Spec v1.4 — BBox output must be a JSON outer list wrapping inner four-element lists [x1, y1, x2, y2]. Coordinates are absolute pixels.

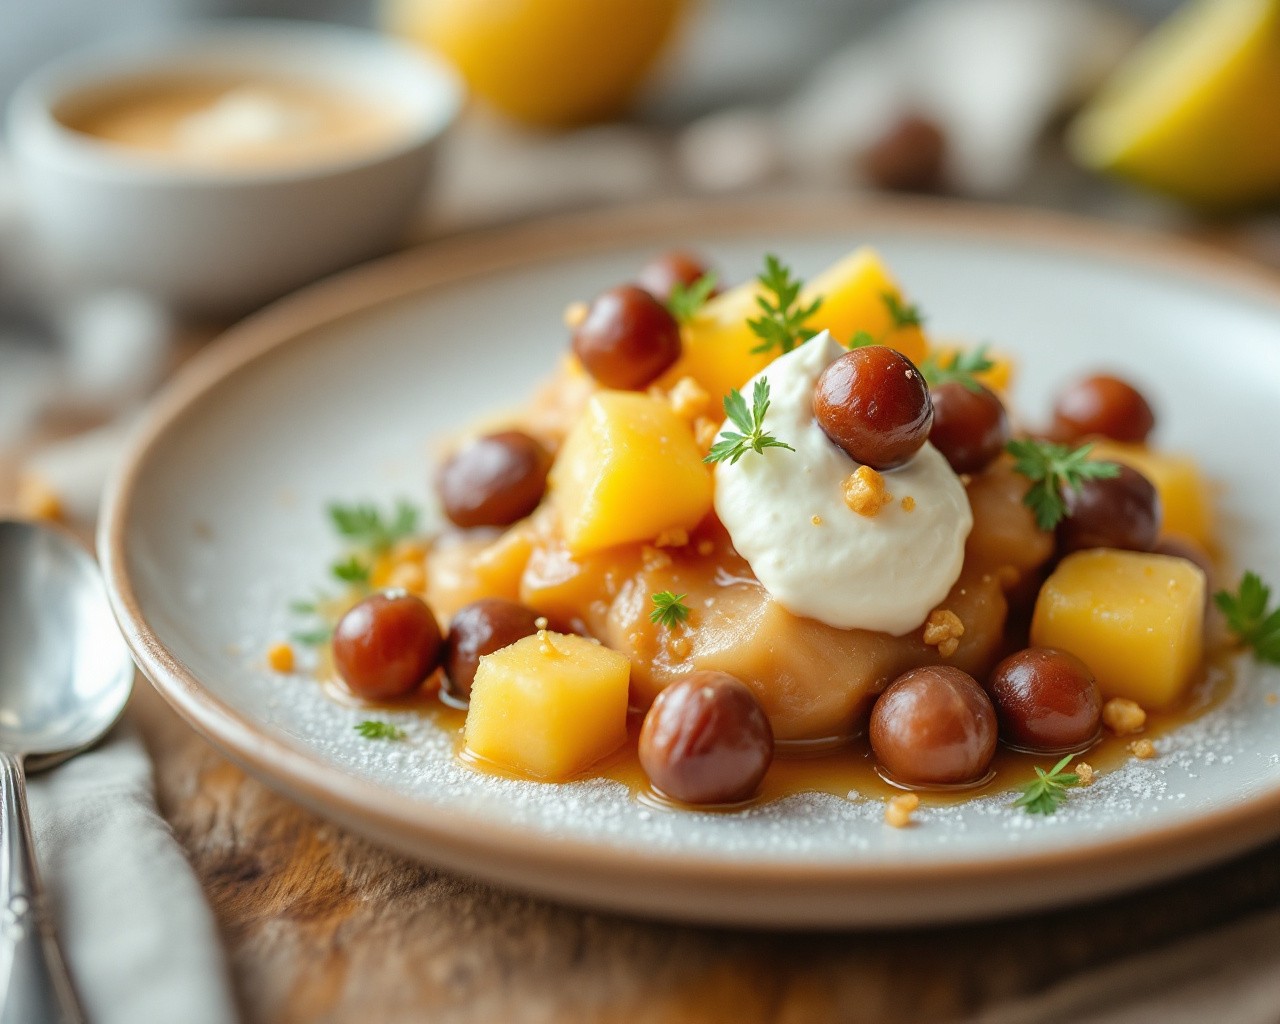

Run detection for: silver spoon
[[0, 519, 134, 1024]]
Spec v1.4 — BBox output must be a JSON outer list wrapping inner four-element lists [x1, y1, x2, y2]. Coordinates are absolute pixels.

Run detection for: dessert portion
[[281, 244, 1273, 821]]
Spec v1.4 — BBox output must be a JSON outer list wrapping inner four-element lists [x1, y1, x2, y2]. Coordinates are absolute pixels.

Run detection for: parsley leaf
[[1013, 755, 1080, 815], [667, 272, 718, 325], [882, 292, 924, 330], [327, 499, 419, 554], [331, 555, 371, 585], [847, 330, 877, 349], [1005, 439, 1121, 531], [292, 627, 333, 647], [703, 378, 796, 465], [1215, 572, 1280, 664], [354, 720, 406, 741], [747, 254, 822, 356], [649, 591, 692, 629], [920, 345, 997, 393]]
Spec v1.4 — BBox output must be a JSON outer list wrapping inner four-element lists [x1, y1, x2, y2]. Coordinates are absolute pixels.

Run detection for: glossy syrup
[[324, 652, 1236, 813]]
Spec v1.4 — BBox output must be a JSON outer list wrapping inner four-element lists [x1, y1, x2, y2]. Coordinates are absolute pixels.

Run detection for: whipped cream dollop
[[713, 332, 972, 635]]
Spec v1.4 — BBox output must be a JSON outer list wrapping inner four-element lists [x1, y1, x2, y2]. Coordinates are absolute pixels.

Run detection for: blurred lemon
[[1070, 0, 1280, 208], [382, 0, 686, 127]]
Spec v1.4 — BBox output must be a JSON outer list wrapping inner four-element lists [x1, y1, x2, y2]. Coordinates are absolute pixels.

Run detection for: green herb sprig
[[330, 555, 371, 585], [649, 591, 692, 629], [667, 272, 718, 325], [748, 255, 822, 356], [1005, 439, 1121, 531], [703, 378, 795, 465], [355, 720, 406, 741], [1013, 755, 1080, 815], [882, 291, 924, 330], [920, 345, 997, 393], [1215, 572, 1280, 664], [327, 500, 419, 554]]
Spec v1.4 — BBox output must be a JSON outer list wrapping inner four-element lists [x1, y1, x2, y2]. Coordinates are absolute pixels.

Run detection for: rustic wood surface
[[7, 220, 1280, 1024]]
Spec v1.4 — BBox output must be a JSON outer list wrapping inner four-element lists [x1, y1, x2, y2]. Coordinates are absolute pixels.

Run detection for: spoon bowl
[[0, 518, 134, 1024], [0, 520, 133, 762]]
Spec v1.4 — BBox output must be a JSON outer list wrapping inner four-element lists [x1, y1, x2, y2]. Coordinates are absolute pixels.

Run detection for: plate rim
[[98, 196, 1280, 923]]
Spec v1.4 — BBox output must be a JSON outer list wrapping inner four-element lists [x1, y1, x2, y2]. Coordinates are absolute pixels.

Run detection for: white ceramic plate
[[100, 199, 1280, 927]]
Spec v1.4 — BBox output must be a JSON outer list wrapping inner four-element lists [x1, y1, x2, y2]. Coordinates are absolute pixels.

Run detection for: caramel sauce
[[324, 651, 1235, 813]]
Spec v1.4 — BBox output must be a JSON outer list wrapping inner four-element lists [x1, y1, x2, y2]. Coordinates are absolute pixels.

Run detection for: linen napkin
[[26, 717, 238, 1024]]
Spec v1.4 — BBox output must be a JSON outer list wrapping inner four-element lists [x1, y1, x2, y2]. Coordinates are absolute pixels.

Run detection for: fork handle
[[0, 751, 83, 1024]]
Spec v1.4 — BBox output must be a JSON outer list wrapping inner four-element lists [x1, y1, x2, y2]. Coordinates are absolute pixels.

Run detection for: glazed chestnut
[[637, 250, 716, 302], [928, 381, 1009, 474], [572, 285, 682, 389], [1052, 374, 1155, 444], [438, 431, 550, 529], [1058, 464, 1161, 554], [333, 591, 443, 700], [639, 671, 774, 805], [988, 648, 1102, 753], [813, 346, 933, 469], [442, 598, 541, 702], [869, 666, 997, 786]]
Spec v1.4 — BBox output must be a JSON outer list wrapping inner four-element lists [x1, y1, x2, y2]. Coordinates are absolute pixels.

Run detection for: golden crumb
[[811, 515, 823, 526], [1102, 697, 1147, 736], [843, 466, 894, 517], [922, 609, 965, 658], [666, 377, 711, 420], [16, 473, 63, 522], [696, 540, 715, 557], [267, 643, 295, 674], [1267, 693, 1279, 707], [1075, 762, 1095, 786], [641, 546, 674, 571], [654, 527, 689, 549], [534, 616, 549, 631], [563, 300, 589, 330], [1130, 738, 1157, 760], [901, 496, 916, 512], [885, 793, 920, 829], [694, 417, 720, 452]]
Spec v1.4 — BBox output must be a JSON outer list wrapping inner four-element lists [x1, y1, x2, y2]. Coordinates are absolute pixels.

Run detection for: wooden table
[[8, 221, 1280, 1024]]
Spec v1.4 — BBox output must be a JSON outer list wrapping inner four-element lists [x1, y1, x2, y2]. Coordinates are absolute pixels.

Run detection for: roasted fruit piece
[[465, 631, 630, 779], [1031, 550, 1206, 710], [549, 391, 713, 555]]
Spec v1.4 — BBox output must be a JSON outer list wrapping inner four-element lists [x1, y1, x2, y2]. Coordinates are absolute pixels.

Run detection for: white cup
[[7, 20, 463, 315]]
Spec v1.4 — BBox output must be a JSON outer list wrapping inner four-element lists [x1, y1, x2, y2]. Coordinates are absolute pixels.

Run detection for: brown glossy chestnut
[[639, 670, 774, 805], [637, 250, 717, 302], [333, 591, 443, 700], [1058, 464, 1161, 554], [988, 647, 1102, 752], [813, 346, 933, 470], [1052, 374, 1155, 444], [869, 666, 997, 786], [928, 381, 1009, 474], [571, 284, 682, 389], [438, 431, 550, 529]]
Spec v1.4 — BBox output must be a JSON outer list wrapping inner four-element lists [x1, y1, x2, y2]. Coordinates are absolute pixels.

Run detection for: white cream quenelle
[[713, 332, 972, 635]]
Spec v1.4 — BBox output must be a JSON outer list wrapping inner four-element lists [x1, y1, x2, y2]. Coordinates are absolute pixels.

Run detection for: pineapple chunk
[[464, 632, 630, 780], [1088, 441, 1215, 545], [662, 247, 929, 399], [1031, 550, 1206, 710], [550, 392, 713, 555]]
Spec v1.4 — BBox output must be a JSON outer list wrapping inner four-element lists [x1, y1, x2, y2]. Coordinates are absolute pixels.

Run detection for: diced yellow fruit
[[1088, 441, 1215, 546], [663, 247, 929, 399], [1031, 550, 1206, 710], [928, 344, 1015, 393], [471, 526, 535, 599], [1068, 0, 1280, 208], [550, 392, 713, 555], [465, 632, 630, 780], [806, 248, 928, 365]]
